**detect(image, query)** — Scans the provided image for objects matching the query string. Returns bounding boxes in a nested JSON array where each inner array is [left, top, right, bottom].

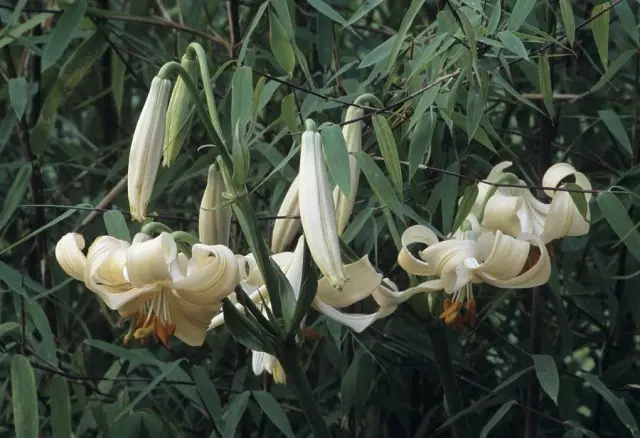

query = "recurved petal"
[[316, 255, 382, 308], [372, 278, 443, 307], [480, 193, 524, 237], [472, 231, 530, 280], [418, 239, 479, 293], [126, 232, 176, 287], [397, 225, 440, 276], [173, 244, 239, 304], [171, 298, 221, 346], [540, 191, 590, 243], [55, 233, 87, 281], [313, 298, 396, 333], [237, 252, 294, 286], [542, 163, 592, 202]]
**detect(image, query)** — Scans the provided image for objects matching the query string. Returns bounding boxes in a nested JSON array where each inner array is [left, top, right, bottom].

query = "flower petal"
[[473, 231, 530, 280], [55, 233, 87, 281], [313, 298, 396, 333], [480, 193, 523, 237], [419, 239, 479, 294], [126, 232, 176, 287], [271, 175, 301, 253], [316, 255, 382, 308], [542, 163, 592, 202], [540, 191, 590, 243], [372, 278, 444, 307], [398, 225, 440, 276]]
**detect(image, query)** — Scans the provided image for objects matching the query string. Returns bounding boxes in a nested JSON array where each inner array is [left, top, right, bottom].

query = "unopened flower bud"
[[199, 164, 232, 246]]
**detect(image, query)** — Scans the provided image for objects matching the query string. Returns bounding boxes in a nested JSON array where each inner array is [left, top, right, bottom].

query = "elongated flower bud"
[[163, 54, 198, 167], [199, 164, 232, 246], [299, 120, 347, 289], [270, 175, 301, 253], [333, 105, 364, 236], [128, 76, 172, 221]]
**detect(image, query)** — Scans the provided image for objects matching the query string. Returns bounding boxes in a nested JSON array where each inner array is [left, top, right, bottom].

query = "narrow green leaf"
[[50, 375, 72, 438], [450, 112, 496, 153], [343, 207, 374, 244], [408, 111, 436, 179], [269, 9, 296, 76], [307, 0, 348, 27], [455, 7, 478, 74], [479, 400, 517, 438], [316, 13, 334, 68], [538, 54, 554, 119], [0, 14, 48, 51], [111, 51, 125, 121], [42, 0, 87, 71], [321, 123, 351, 197], [590, 2, 610, 70], [498, 31, 529, 60], [590, 50, 635, 93], [559, 0, 576, 46], [231, 65, 253, 130], [409, 83, 441, 130], [354, 151, 403, 218], [598, 109, 632, 156], [506, 0, 537, 31], [238, 1, 269, 63], [222, 299, 267, 352], [466, 81, 486, 142], [451, 184, 479, 234], [103, 210, 131, 242], [358, 35, 396, 69], [281, 93, 298, 133], [192, 366, 225, 429], [614, 0, 639, 46], [563, 429, 584, 438], [8, 77, 28, 120], [252, 391, 295, 438], [384, 0, 425, 76], [492, 74, 543, 114], [0, 322, 19, 337], [487, 0, 502, 34], [223, 392, 251, 438], [372, 115, 403, 198], [347, 0, 384, 26], [583, 373, 640, 437], [532, 354, 560, 405], [0, 164, 31, 231], [11, 355, 39, 438], [596, 191, 640, 263]]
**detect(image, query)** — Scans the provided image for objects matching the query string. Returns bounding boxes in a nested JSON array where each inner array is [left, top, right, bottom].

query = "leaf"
[[497, 31, 529, 60], [8, 77, 28, 120], [559, 0, 576, 46], [0, 164, 32, 232], [487, 0, 502, 34], [347, 0, 384, 26], [408, 111, 436, 180], [596, 191, 640, 263], [316, 13, 333, 68], [252, 391, 295, 438], [590, 49, 635, 93], [50, 375, 72, 438], [192, 366, 225, 429], [354, 151, 403, 219], [450, 112, 496, 153], [466, 80, 486, 142], [269, 9, 296, 76], [281, 93, 298, 133], [614, 0, 639, 46], [231, 65, 253, 130], [532, 354, 560, 405], [538, 54, 554, 119], [590, 2, 610, 70], [222, 392, 251, 438], [409, 83, 441, 130], [0, 13, 48, 50], [103, 210, 131, 242], [506, 0, 537, 31], [358, 35, 397, 69], [479, 400, 517, 438], [0, 322, 19, 337], [306, 0, 348, 27], [451, 184, 479, 234], [341, 349, 375, 412], [372, 115, 403, 198], [111, 51, 125, 121], [384, 0, 425, 76], [583, 373, 640, 437], [11, 355, 39, 438], [42, 0, 87, 71], [598, 109, 631, 156], [320, 123, 352, 198], [492, 74, 543, 114], [238, 1, 269, 63], [222, 298, 268, 352]]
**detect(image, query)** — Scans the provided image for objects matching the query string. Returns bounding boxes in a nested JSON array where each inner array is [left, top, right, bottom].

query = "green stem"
[[279, 344, 331, 438], [140, 222, 173, 236], [427, 326, 472, 438], [354, 93, 383, 108]]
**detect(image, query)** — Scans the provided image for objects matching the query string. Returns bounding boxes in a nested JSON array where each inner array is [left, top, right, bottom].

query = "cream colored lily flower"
[[299, 121, 347, 289], [270, 175, 301, 253], [55, 232, 239, 346], [199, 164, 232, 246], [128, 76, 172, 221], [332, 105, 364, 236], [252, 350, 286, 384], [465, 161, 591, 244], [398, 217, 551, 327]]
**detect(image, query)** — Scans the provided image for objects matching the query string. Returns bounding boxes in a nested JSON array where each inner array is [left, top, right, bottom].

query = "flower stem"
[[426, 326, 472, 438], [279, 344, 331, 438]]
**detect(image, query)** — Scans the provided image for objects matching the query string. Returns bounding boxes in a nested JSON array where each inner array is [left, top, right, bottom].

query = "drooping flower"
[[464, 161, 591, 244], [333, 105, 364, 236], [199, 163, 232, 246], [299, 120, 347, 289], [270, 175, 301, 253], [55, 231, 239, 346], [398, 217, 551, 328], [128, 76, 172, 221], [252, 350, 286, 384]]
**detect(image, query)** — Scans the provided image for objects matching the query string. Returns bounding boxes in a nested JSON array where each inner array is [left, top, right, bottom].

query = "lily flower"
[[252, 350, 286, 384], [333, 105, 364, 236], [299, 120, 347, 289], [464, 161, 591, 244], [199, 163, 233, 246], [55, 232, 239, 347], [398, 217, 551, 328], [270, 175, 301, 253], [128, 76, 172, 221]]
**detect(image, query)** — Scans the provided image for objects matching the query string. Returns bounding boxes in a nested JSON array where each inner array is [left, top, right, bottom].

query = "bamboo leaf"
[[559, 0, 576, 46], [479, 400, 517, 438], [598, 109, 632, 156], [321, 123, 351, 197], [269, 9, 296, 76], [538, 54, 554, 119], [42, 0, 87, 71], [372, 115, 403, 198], [532, 354, 560, 405], [590, 2, 610, 70], [11, 355, 39, 438]]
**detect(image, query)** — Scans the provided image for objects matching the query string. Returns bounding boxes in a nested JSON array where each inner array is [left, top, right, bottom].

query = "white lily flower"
[[252, 350, 286, 384], [270, 175, 301, 253], [199, 164, 233, 246], [55, 231, 239, 347], [398, 219, 551, 327], [128, 76, 172, 221], [465, 161, 591, 244], [332, 105, 364, 236], [299, 121, 347, 289]]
